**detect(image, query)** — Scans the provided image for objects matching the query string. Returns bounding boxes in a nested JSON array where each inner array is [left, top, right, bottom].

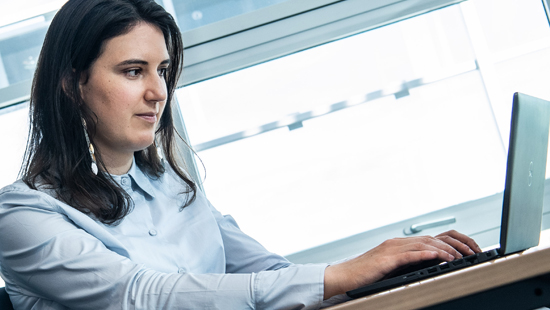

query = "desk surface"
[[327, 244, 550, 310]]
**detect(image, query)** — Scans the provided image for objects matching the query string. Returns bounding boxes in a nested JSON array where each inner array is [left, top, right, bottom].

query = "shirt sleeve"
[[0, 185, 327, 310], [204, 198, 293, 273], [206, 199, 329, 309]]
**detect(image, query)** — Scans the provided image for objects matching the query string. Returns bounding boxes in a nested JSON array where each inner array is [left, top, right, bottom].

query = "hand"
[[323, 230, 481, 299], [434, 229, 482, 256]]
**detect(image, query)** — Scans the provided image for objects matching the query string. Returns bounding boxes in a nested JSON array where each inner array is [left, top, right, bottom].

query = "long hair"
[[22, 0, 196, 224]]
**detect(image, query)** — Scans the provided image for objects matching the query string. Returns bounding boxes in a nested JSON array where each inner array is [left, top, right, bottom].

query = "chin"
[[133, 138, 156, 152]]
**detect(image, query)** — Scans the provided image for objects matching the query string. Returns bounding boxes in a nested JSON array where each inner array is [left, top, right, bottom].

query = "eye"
[[158, 68, 167, 78], [125, 68, 141, 78]]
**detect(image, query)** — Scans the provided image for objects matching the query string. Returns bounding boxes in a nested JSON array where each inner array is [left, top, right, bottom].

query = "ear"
[[78, 70, 89, 85], [78, 70, 89, 94], [70, 70, 90, 104], [61, 70, 87, 100], [60, 72, 75, 101]]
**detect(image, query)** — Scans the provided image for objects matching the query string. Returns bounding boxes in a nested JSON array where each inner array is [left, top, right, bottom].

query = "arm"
[[0, 186, 326, 309], [203, 195, 481, 302], [204, 199, 328, 308]]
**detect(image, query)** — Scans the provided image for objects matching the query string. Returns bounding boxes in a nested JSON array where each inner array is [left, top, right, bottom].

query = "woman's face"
[[80, 22, 169, 162]]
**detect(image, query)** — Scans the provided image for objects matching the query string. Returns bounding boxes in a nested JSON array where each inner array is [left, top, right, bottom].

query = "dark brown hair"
[[22, 0, 196, 224]]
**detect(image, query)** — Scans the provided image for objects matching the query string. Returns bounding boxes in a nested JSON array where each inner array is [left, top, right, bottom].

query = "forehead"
[[98, 22, 169, 62]]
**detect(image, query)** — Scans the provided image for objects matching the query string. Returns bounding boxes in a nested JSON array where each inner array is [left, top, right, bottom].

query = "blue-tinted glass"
[[0, 16, 51, 89], [0, 103, 29, 188], [0, 26, 47, 86], [169, 0, 288, 31]]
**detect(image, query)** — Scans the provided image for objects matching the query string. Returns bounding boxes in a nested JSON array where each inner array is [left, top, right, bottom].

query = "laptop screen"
[[499, 92, 550, 255]]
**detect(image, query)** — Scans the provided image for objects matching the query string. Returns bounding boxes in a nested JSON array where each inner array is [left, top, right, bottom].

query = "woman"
[[0, 0, 481, 309]]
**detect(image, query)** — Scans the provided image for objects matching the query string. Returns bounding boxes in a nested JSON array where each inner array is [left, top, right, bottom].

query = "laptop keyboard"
[[346, 248, 500, 298]]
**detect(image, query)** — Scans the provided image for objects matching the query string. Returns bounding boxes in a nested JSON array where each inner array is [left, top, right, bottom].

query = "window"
[[177, 0, 550, 258], [0, 5, 55, 109], [0, 104, 29, 188], [1, 0, 550, 262]]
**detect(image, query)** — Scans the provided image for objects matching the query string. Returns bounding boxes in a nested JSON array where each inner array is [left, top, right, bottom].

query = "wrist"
[[323, 264, 351, 299]]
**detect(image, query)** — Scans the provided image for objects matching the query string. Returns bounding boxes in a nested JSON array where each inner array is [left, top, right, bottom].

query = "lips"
[[136, 112, 157, 123]]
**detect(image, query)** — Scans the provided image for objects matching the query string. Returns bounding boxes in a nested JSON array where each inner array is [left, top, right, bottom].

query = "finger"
[[413, 236, 464, 259], [440, 230, 482, 252], [394, 249, 452, 268], [370, 239, 453, 274], [401, 240, 459, 261], [436, 235, 474, 256], [437, 230, 482, 253]]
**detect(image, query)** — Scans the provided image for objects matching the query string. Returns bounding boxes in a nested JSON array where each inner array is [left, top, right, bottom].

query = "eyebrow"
[[116, 59, 170, 66]]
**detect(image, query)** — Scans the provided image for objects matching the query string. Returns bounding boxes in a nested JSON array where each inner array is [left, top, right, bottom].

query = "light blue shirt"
[[0, 162, 327, 309]]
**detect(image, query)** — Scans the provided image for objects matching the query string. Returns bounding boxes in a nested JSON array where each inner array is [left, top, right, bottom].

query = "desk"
[[326, 245, 550, 310]]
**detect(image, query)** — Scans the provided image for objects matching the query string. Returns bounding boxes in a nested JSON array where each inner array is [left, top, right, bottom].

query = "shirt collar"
[[125, 159, 157, 198]]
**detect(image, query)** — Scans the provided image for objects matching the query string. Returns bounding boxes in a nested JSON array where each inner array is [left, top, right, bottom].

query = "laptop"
[[347, 92, 550, 299]]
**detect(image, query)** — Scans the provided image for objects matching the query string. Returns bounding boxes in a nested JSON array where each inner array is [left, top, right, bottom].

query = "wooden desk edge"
[[327, 246, 550, 310]]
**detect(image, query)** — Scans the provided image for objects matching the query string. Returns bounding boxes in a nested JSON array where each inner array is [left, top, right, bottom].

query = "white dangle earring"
[[82, 118, 98, 175]]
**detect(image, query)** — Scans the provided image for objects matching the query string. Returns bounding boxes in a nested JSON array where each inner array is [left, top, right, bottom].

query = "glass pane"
[[0, 104, 29, 188], [0, 1, 63, 90], [473, 0, 550, 176], [0, 0, 64, 28], [0, 17, 52, 90], [474, 0, 550, 53], [494, 48, 550, 177], [179, 4, 475, 146], [167, 0, 289, 31], [177, 5, 506, 255], [193, 71, 505, 255]]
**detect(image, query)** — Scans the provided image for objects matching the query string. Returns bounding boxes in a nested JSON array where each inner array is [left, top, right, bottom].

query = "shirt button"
[[178, 268, 185, 274], [121, 177, 129, 186], [148, 229, 157, 236]]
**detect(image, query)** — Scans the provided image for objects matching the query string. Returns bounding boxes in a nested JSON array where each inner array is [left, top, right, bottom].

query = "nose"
[[144, 73, 167, 103]]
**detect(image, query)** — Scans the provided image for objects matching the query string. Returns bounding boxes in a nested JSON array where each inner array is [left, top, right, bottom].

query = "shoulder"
[[1, 179, 44, 198], [0, 179, 63, 213], [0, 180, 112, 240]]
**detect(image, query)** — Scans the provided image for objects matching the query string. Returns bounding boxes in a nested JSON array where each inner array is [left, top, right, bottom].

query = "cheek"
[[114, 81, 144, 107], [88, 84, 134, 116]]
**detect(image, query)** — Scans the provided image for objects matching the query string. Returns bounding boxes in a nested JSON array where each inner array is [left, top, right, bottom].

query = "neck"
[[98, 150, 134, 175]]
